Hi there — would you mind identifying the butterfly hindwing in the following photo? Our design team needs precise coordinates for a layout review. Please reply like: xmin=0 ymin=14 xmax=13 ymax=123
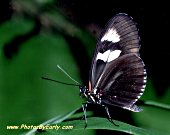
xmin=99 ymin=53 xmax=146 ymax=112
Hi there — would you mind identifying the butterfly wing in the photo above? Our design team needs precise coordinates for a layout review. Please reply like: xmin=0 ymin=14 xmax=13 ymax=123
xmin=90 ymin=13 xmax=141 ymax=89
xmin=98 ymin=13 xmax=140 ymax=55
xmin=99 ymin=53 xmax=146 ymax=112
xmin=89 ymin=13 xmax=146 ymax=111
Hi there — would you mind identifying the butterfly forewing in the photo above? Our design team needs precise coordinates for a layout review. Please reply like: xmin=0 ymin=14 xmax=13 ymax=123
xmin=90 ymin=13 xmax=141 ymax=88
xmin=98 ymin=13 xmax=140 ymax=54
xmin=89 ymin=13 xmax=146 ymax=111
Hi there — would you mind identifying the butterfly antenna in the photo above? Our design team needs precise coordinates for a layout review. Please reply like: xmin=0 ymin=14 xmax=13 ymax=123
xmin=41 ymin=77 xmax=80 ymax=86
xmin=57 ymin=65 xmax=81 ymax=85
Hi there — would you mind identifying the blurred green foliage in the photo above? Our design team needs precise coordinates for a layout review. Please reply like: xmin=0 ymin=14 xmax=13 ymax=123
xmin=133 ymin=80 xmax=170 ymax=134
xmin=0 ymin=15 xmax=94 ymax=135
xmin=0 ymin=0 xmax=170 ymax=135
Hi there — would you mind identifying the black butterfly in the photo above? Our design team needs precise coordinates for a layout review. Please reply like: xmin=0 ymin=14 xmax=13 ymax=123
xmin=79 ymin=13 xmax=147 ymax=126
xmin=42 ymin=13 xmax=147 ymax=127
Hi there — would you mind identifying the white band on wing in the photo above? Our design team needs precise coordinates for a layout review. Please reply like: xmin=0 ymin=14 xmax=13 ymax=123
xmin=101 ymin=28 xmax=120 ymax=43
xmin=96 ymin=50 xmax=121 ymax=62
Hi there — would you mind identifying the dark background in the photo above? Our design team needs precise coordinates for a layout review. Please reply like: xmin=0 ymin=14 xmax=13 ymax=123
xmin=0 ymin=0 xmax=170 ymax=135
xmin=1 ymin=1 xmax=170 ymax=96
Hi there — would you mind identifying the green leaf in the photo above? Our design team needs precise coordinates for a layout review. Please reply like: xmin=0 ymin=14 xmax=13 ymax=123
xmin=133 ymin=79 xmax=170 ymax=134
xmin=142 ymin=100 xmax=170 ymax=110
xmin=25 ymin=107 xmax=168 ymax=135
xmin=0 ymin=17 xmax=34 ymax=46
xmin=26 ymin=107 xmax=81 ymax=135
xmin=45 ymin=117 xmax=167 ymax=135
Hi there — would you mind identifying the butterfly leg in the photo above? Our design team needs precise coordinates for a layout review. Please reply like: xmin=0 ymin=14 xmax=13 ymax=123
xmin=82 ymin=103 xmax=88 ymax=128
xmin=104 ymin=106 xmax=119 ymax=126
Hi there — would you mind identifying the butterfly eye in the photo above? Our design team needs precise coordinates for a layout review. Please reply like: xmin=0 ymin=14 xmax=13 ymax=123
xmin=79 ymin=86 xmax=87 ymax=93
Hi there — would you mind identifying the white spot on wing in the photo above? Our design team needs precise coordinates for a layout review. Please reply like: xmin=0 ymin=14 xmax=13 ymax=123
xmin=96 ymin=50 xmax=110 ymax=62
xmin=134 ymin=99 xmax=138 ymax=102
xmin=96 ymin=50 xmax=121 ymax=62
xmin=139 ymin=93 xmax=143 ymax=95
xmin=108 ymin=50 xmax=121 ymax=62
xmin=141 ymin=88 xmax=145 ymax=91
xmin=137 ymin=95 xmax=141 ymax=99
xmin=101 ymin=28 xmax=120 ymax=43
xmin=143 ymin=80 xmax=147 ymax=83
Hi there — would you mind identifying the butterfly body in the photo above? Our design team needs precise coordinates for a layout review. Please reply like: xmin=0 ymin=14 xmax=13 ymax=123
xmin=80 ymin=13 xmax=147 ymax=123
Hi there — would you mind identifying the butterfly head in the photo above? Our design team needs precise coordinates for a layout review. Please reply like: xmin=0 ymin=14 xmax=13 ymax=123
xmin=79 ymin=85 xmax=89 ymax=99
xmin=79 ymin=85 xmax=102 ymax=104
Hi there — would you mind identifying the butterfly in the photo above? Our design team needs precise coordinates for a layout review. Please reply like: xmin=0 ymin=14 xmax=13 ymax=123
xmin=42 ymin=13 xmax=147 ymax=127
xmin=79 ymin=13 xmax=147 ymax=126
